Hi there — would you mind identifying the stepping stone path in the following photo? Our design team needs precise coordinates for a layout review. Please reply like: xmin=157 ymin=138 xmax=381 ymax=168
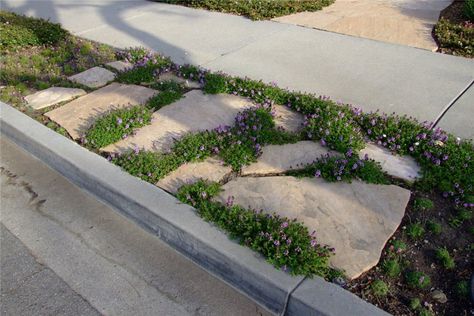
xmin=157 ymin=72 xmax=201 ymax=89
xmin=241 ymin=141 xmax=332 ymax=176
xmin=215 ymin=176 xmax=410 ymax=279
xmin=103 ymin=90 xmax=252 ymax=153
xmin=360 ymin=143 xmax=420 ymax=182
xmin=68 ymin=66 xmax=116 ymax=88
xmin=157 ymin=157 xmax=232 ymax=194
xmin=25 ymin=87 xmax=86 ymax=110
xmin=45 ymin=83 xmax=157 ymax=139
xmin=273 ymin=104 xmax=304 ymax=133
xmin=106 ymin=60 xmax=133 ymax=72
xmin=273 ymin=0 xmax=452 ymax=50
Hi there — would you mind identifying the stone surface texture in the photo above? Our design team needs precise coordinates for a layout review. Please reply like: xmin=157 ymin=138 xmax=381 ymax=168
xmin=241 ymin=141 xmax=332 ymax=176
xmin=360 ymin=143 xmax=420 ymax=182
xmin=215 ymin=176 xmax=410 ymax=279
xmin=273 ymin=0 xmax=452 ymax=50
xmin=273 ymin=104 xmax=304 ymax=133
xmin=68 ymin=66 xmax=116 ymax=88
xmin=103 ymin=90 xmax=253 ymax=153
xmin=25 ymin=87 xmax=86 ymax=110
xmin=157 ymin=157 xmax=232 ymax=194
xmin=158 ymin=72 xmax=201 ymax=89
xmin=106 ymin=60 xmax=133 ymax=72
xmin=45 ymin=83 xmax=157 ymax=139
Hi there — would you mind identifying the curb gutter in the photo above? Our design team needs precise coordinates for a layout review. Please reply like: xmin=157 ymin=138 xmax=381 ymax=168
xmin=0 ymin=102 xmax=389 ymax=316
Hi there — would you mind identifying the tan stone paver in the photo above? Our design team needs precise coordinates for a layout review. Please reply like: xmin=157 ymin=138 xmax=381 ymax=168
xmin=45 ymin=83 xmax=157 ymax=139
xmin=216 ymin=176 xmax=410 ymax=279
xmin=360 ymin=143 xmax=420 ymax=182
xmin=273 ymin=104 xmax=304 ymax=133
xmin=68 ymin=66 xmax=116 ymax=88
xmin=157 ymin=157 xmax=232 ymax=194
xmin=273 ymin=0 xmax=452 ymax=50
xmin=106 ymin=61 xmax=133 ymax=72
xmin=25 ymin=87 xmax=86 ymax=110
xmin=103 ymin=90 xmax=252 ymax=153
xmin=241 ymin=141 xmax=333 ymax=176
xmin=157 ymin=72 xmax=201 ymax=89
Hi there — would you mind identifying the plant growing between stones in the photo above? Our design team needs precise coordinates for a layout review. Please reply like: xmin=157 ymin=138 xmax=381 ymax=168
xmin=414 ymin=197 xmax=434 ymax=211
xmin=435 ymin=247 xmax=455 ymax=269
xmin=382 ymin=258 xmax=401 ymax=278
xmin=176 ymin=179 xmax=335 ymax=277
xmin=406 ymin=222 xmax=425 ymax=240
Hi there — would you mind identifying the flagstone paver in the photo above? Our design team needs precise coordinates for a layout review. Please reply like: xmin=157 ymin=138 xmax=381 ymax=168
xmin=273 ymin=104 xmax=304 ymax=133
xmin=157 ymin=157 xmax=232 ymax=194
xmin=360 ymin=143 xmax=420 ymax=182
xmin=24 ymin=87 xmax=86 ymax=110
xmin=103 ymin=90 xmax=252 ymax=153
xmin=273 ymin=0 xmax=452 ymax=50
xmin=45 ymin=83 xmax=157 ymax=139
xmin=157 ymin=72 xmax=201 ymax=89
xmin=241 ymin=141 xmax=332 ymax=176
xmin=68 ymin=66 xmax=116 ymax=88
xmin=106 ymin=61 xmax=133 ymax=72
xmin=215 ymin=176 xmax=410 ymax=279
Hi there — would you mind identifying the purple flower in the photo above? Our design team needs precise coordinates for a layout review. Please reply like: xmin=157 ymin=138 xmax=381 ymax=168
xmin=274 ymin=240 xmax=280 ymax=246
xmin=336 ymin=176 xmax=342 ymax=181
xmin=281 ymin=221 xmax=289 ymax=228
xmin=315 ymin=170 xmax=321 ymax=177
xmin=286 ymin=239 xmax=292 ymax=245
xmin=321 ymin=139 xmax=327 ymax=146
xmin=116 ymin=117 xmax=123 ymax=125
xmin=199 ymin=145 xmax=205 ymax=151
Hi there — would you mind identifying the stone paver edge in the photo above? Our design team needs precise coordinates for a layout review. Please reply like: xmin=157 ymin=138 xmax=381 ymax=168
xmin=0 ymin=101 xmax=388 ymax=316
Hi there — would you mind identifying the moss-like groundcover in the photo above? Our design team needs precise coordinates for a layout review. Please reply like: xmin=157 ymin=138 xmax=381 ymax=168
xmin=154 ymin=0 xmax=335 ymax=20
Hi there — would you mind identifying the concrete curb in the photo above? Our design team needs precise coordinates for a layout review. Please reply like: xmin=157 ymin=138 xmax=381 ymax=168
xmin=0 ymin=102 xmax=389 ymax=316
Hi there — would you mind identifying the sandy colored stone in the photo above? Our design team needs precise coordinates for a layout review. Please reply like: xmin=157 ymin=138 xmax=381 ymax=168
xmin=106 ymin=60 xmax=133 ymax=72
xmin=241 ymin=141 xmax=332 ymax=175
xmin=273 ymin=0 xmax=452 ymax=50
xmin=157 ymin=157 xmax=232 ymax=194
xmin=68 ymin=66 xmax=116 ymax=88
xmin=157 ymin=72 xmax=201 ymax=89
xmin=360 ymin=143 xmax=420 ymax=182
xmin=25 ymin=87 xmax=86 ymax=110
xmin=273 ymin=104 xmax=304 ymax=133
xmin=103 ymin=90 xmax=252 ymax=153
xmin=45 ymin=83 xmax=157 ymax=139
xmin=216 ymin=176 xmax=410 ymax=279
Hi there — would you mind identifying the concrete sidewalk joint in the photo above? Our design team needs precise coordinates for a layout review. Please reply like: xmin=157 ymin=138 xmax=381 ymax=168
xmin=0 ymin=101 xmax=388 ymax=315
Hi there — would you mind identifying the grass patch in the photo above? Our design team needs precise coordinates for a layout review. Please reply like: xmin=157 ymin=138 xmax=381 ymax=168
xmin=155 ymin=0 xmax=335 ymax=20
xmin=85 ymin=106 xmax=152 ymax=148
xmin=176 ymin=180 xmax=335 ymax=277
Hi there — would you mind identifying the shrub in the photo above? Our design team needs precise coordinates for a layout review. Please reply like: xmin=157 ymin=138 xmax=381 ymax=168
xmin=435 ymin=18 xmax=474 ymax=57
xmin=465 ymin=0 xmax=474 ymax=22
xmin=370 ymin=280 xmax=389 ymax=297
xmin=405 ymin=270 xmax=431 ymax=289
xmin=176 ymin=180 xmax=334 ymax=277
xmin=435 ymin=247 xmax=455 ymax=269
xmin=406 ymin=222 xmax=425 ymax=240
xmin=85 ymin=106 xmax=152 ymax=148
xmin=382 ymin=259 xmax=401 ymax=278
xmin=414 ymin=197 xmax=434 ymax=211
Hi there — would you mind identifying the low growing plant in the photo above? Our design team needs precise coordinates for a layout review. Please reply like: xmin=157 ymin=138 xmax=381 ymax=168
xmin=370 ymin=280 xmax=389 ymax=297
xmin=409 ymin=297 xmax=421 ymax=310
xmin=426 ymin=220 xmax=442 ymax=235
xmin=85 ymin=106 xmax=152 ymax=148
xmin=406 ymin=222 xmax=425 ymax=240
xmin=405 ymin=270 xmax=431 ymax=289
xmin=382 ymin=258 xmax=401 ymax=278
xmin=455 ymin=280 xmax=470 ymax=298
xmin=435 ymin=247 xmax=455 ymax=269
xmin=435 ymin=18 xmax=474 ymax=57
xmin=146 ymin=90 xmax=183 ymax=111
xmin=176 ymin=180 xmax=334 ymax=277
xmin=414 ymin=197 xmax=434 ymax=211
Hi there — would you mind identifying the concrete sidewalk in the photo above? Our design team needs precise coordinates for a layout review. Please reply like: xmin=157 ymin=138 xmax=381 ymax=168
xmin=2 ymin=0 xmax=473 ymax=139
xmin=0 ymin=138 xmax=270 ymax=316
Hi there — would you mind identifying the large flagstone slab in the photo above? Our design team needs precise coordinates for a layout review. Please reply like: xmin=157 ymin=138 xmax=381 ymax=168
xmin=103 ymin=90 xmax=252 ymax=153
xmin=215 ymin=176 xmax=410 ymax=279
xmin=25 ymin=87 xmax=86 ymax=110
xmin=273 ymin=104 xmax=304 ymax=133
xmin=241 ymin=141 xmax=332 ymax=176
xmin=45 ymin=83 xmax=157 ymax=139
xmin=360 ymin=143 xmax=420 ymax=182
xmin=68 ymin=66 xmax=116 ymax=88
xmin=106 ymin=60 xmax=133 ymax=72
xmin=157 ymin=157 xmax=232 ymax=194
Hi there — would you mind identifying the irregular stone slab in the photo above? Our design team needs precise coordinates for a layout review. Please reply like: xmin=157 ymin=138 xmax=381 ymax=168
xmin=157 ymin=72 xmax=201 ymax=89
xmin=157 ymin=157 xmax=232 ymax=194
xmin=24 ymin=87 xmax=86 ymax=110
xmin=103 ymin=90 xmax=252 ymax=153
xmin=106 ymin=60 xmax=133 ymax=72
xmin=241 ymin=141 xmax=332 ymax=176
xmin=68 ymin=66 xmax=116 ymax=88
xmin=273 ymin=0 xmax=452 ymax=51
xmin=215 ymin=176 xmax=410 ymax=279
xmin=45 ymin=83 xmax=157 ymax=139
xmin=273 ymin=104 xmax=304 ymax=133
xmin=360 ymin=143 xmax=420 ymax=182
